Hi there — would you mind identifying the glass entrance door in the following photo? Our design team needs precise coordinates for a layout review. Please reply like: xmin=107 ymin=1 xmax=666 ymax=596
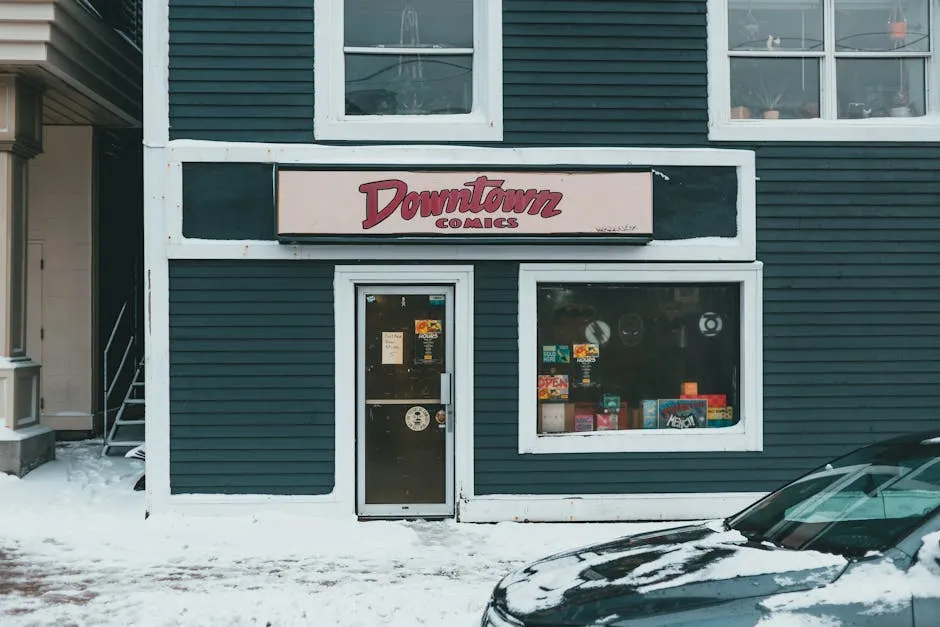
xmin=356 ymin=286 xmax=455 ymax=518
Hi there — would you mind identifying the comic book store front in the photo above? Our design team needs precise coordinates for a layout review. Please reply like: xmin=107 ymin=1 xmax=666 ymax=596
xmin=269 ymin=158 xmax=762 ymax=521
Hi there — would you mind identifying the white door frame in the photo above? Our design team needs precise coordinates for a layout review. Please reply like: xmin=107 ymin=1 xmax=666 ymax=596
xmin=334 ymin=265 xmax=475 ymax=518
xmin=356 ymin=284 xmax=456 ymax=517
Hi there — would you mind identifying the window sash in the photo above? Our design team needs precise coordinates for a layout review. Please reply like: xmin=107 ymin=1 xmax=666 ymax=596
xmin=726 ymin=0 xmax=934 ymax=120
xmin=314 ymin=0 xmax=502 ymax=142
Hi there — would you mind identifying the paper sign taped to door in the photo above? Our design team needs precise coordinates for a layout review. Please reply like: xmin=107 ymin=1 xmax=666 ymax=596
xmin=381 ymin=331 xmax=404 ymax=365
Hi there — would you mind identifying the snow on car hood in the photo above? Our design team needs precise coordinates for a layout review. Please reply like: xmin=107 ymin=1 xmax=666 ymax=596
xmin=495 ymin=521 xmax=848 ymax=625
xmin=760 ymin=530 xmax=940 ymax=617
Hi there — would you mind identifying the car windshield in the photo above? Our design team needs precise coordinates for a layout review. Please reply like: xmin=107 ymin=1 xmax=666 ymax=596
xmin=727 ymin=440 xmax=940 ymax=558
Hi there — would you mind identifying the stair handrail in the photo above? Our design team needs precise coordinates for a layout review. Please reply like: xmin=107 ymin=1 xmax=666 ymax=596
xmin=103 ymin=300 xmax=138 ymax=448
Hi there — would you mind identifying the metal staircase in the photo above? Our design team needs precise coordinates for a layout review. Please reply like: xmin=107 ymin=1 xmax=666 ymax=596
xmin=102 ymin=299 xmax=145 ymax=456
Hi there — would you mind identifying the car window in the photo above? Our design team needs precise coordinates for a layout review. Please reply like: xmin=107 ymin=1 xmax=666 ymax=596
xmin=728 ymin=445 xmax=940 ymax=557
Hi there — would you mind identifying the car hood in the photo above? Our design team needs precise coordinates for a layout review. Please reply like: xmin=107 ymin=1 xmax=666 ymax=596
xmin=493 ymin=522 xmax=849 ymax=626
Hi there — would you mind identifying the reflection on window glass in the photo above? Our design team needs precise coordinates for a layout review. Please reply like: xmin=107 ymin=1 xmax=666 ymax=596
xmin=728 ymin=0 xmax=823 ymax=51
xmin=345 ymin=0 xmax=473 ymax=48
xmin=345 ymin=54 xmax=472 ymax=115
xmin=731 ymin=58 xmax=821 ymax=119
xmin=837 ymin=58 xmax=926 ymax=118
xmin=730 ymin=444 xmax=940 ymax=557
xmin=535 ymin=284 xmax=740 ymax=435
xmin=835 ymin=0 xmax=929 ymax=52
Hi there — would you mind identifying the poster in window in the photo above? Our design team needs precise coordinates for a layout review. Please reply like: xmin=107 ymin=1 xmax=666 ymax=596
xmin=538 ymin=374 xmax=569 ymax=400
xmin=381 ymin=331 xmax=404 ymax=365
xmin=657 ymin=399 xmax=708 ymax=429
xmin=414 ymin=320 xmax=443 ymax=365
xmin=572 ymin=343 xmax=599 ymax=387
xmin=542 ymin=344 xmax=571 ymax=364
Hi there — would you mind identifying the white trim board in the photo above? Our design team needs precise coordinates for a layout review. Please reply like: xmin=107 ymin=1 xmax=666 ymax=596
xmin=150 ymin=491 xmax=765 ymax=522
xmin=458 ymin=492 xmax=768 ymax=523
xmin=143 ymin=0 xmax=169 ymax=147
xmin=518 ymin=263 xmax=764 ymax=454
xmin=335 ymin=265 xmax=477 ymax=514
xmin=314 ymin=0 xmax=503 ymax=142
xmin=162 ymin=142 xmax=757 ymax=263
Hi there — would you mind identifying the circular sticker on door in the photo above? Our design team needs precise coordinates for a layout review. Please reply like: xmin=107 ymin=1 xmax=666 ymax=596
xmin=699 ymin=312 xmax=724 ymax=337
xmin=405 ymin=406 xmax=431 ymax=432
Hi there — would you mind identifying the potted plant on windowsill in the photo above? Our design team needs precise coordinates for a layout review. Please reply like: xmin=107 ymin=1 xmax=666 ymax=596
xmin=890 ymin=89 xmax=913 ymax=117
xmin=756 ymin=85 xmax=786 ymax=119
xmin=729 ymin=84 xmax=753 ymax=120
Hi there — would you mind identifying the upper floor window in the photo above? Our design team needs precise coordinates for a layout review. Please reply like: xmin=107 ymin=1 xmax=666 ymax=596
xmin=314 ymin=0 xmax=503 ymax=142
xmin=708 ymin=0 xmax=940 ymax=141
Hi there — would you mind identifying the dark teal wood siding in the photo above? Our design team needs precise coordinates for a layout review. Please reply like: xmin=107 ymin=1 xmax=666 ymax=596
xmin=502 ymin=1 xmax=707 ymax=147
xmin=168 ymin=0 xmax=315 ymax=143
xmin=473 ymin=150 xmax=940 ymax=495
xmin=167 ymin=239 xmax=938 ymax=496
xmin=757 ymin=144 xmax=940 ymax=457
xmin=169 ymin=260 xmax=335 ymax=495
xmin=167 ymin=0 xmax=708 ymax=146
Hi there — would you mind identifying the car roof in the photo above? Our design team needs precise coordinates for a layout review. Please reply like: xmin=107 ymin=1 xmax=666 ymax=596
xmin=869 ymin=430 xmax=940 ymax=447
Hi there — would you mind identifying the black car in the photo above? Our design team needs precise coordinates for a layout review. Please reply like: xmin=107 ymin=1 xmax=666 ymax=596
xmin=482 ymin=431 xmax=940 ymax=626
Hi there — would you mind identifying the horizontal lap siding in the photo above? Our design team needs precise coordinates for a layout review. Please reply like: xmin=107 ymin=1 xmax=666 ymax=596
xmin=474 ymin=154 xmax=940 ymax=493
xmin=503 ymin=0 xmax=708 ymax=146
xmin=168 ymin=1 xmax=709 ymax=146
xmin=756 ymin=145 xmax=940 ymax=460
xmin=169 ymin=261 xmax=334 ymax=495
xmin=168 ymin=0 xmax=315 ymax=142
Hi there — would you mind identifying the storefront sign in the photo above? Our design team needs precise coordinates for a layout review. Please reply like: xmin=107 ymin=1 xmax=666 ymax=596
xmin=277 ymin=169 xmax=653 ymax=240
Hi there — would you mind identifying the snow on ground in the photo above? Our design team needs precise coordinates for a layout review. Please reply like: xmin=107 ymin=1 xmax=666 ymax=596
xmin=0 ymin=442 xmax=680 ymax=627
xmin=7 ymin=443 xmax=935 ymax=626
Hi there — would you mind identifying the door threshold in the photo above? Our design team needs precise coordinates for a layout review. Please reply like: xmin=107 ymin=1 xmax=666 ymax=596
xmin=357 ymin=515 xmax=454 ymax=522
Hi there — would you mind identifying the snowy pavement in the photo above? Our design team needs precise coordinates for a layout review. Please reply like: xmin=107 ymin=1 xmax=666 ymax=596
xmin=0 ymin=443 xmax=678 ymax=626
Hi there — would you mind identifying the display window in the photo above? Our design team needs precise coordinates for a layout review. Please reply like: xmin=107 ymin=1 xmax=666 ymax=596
xmin=536 ymin=283 xmax=741 ymax=433
xmin=518 ymin=264 xmax=763 ymax=454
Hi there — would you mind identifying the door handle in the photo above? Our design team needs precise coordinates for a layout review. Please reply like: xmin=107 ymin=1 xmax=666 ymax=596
xmin=440 ymin=372 xmax=453 ymax=405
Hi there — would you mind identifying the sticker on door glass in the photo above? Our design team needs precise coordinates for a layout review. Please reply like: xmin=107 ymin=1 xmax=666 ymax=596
xmin=414 ymin=320 xmax=442 ymax=334
xmin=405 ymin=406 xmax=431 ymax=431
xmin=381 ymin=331 xmax=404 ymax=365
xmin=429 ymin=295 xmax=446 ymax=306
xmin=414 ymin=320 xmax=443 ymax=365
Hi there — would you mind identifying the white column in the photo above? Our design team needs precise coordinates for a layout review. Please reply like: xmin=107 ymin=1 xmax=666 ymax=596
xmin=0 ymin=75 xmax=42 ymax=431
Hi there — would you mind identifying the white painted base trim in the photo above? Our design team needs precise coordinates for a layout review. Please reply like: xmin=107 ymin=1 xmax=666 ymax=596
xmin=159 ymin=493 xmax=356 ymax=520
xmin=154 ymin=491 xmax=767 ymax=522
xmin=457 ymin=493 xmax=767 ymax=523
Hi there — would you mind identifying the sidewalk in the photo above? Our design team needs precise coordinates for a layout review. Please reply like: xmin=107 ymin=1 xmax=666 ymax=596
xmin=0 ymin=443 xmax=676 ymax=626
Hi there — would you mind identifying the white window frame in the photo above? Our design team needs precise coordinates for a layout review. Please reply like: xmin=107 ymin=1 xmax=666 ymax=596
xmin=708 ymin=0 xmax=940 ymax=142
xmin=314 ymin=0 xmax=503 ymax=142
xmin=518 ymin=263 xmax=763 ymax=455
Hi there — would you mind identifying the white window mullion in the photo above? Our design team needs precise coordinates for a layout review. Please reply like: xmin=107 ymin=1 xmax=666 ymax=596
xmin=929 ymin=0 xmax=938 ymax=115
xmin=343 ymin=47 xmax=475 ymax=56
xmin=823 ymin=0 xmax=838 ymax=120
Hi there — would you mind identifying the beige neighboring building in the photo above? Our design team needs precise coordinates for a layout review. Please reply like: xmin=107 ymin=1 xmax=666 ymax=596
xmin=0 ymin=0 xmax=142 ymax=476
